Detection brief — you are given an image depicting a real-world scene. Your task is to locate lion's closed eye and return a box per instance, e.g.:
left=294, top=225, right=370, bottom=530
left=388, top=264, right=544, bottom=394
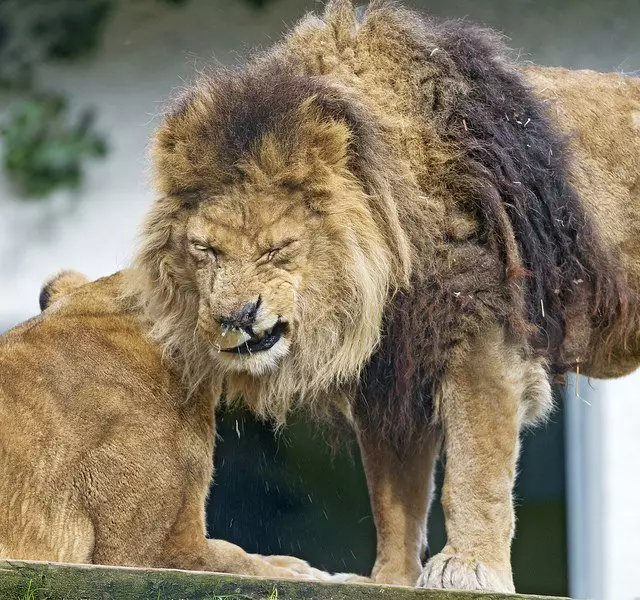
left=260, top=239, right=298, bottom=264
left=188, top=239, right=220, bottom=263
left=265, top=248, right=279, bottom=262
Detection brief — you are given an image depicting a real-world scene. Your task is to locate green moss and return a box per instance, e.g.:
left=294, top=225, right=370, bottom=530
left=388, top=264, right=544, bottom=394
left=0, top=559, right=567, bottom=600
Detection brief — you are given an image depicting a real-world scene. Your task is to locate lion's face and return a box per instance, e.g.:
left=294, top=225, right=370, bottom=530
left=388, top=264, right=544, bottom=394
left=133, top=72, right=410, bottom=403
left=180, top=189, right=319, bottom=376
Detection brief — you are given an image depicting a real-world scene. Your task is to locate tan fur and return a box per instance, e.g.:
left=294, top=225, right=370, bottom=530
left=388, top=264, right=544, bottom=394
left=126, top=3, right=639, bottom=593
left=39, top=270, right=90, bottom=310
left=525, top=65, right=640, bottom=376
left=0, top=273, right=360, bottom=581
left=2, top=2, right=639, bottom=593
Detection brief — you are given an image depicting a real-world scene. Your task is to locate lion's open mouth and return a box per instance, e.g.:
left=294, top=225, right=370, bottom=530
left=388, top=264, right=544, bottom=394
left=221, top=321, right=288, bottom=355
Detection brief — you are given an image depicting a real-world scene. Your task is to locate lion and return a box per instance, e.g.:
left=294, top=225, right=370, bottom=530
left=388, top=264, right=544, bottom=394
left=1, top=0, right=639, bottom=593
left=0, top=270, right=358, bottom=581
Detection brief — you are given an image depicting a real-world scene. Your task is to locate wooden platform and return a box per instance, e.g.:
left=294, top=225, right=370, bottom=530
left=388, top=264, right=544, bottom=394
left=0, top=559, right=567, bottom=600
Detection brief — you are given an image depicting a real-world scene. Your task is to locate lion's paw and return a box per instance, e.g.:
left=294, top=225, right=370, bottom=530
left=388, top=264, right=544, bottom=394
left=418, top=552, right=514, bottom=593
left=261, top=554, right=326, bottom=579
left=260, top=554, right=366, bottom=583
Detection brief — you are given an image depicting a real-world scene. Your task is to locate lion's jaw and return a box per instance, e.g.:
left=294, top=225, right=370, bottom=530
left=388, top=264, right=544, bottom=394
left=211, top=329, right=292, bottom=377
left=203, top=291, right=295, bottom=378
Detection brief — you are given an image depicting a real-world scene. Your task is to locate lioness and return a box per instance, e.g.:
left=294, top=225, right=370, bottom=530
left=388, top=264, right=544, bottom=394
left=1, top=0, right=639, bottom=593
left=0, top=270, right=358, bottom=580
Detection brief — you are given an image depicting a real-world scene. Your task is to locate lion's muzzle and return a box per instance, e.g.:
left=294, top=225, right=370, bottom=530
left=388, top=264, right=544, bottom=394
left=217, top=297, right=289, bottom=355
left=219, top=297, right=261, bottom=332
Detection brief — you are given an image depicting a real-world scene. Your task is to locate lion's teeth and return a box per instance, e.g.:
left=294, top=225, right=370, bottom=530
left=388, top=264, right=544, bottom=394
left=253, top=327, right=272, bottom=341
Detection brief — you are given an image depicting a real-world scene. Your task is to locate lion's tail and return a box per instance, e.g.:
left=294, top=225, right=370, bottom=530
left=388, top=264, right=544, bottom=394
left=39, top=270, right=90, bottom=311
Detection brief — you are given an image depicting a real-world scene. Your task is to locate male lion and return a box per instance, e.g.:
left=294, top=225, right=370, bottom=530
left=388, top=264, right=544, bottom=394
left=2, top=0, right=639, bottom=593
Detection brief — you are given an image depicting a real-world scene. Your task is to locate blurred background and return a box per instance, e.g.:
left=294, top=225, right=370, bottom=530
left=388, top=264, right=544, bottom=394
left=0, top=1, right=638, bottom=598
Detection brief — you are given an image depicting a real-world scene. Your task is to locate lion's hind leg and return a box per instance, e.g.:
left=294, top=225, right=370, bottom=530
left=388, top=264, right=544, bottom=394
left=0, top=456, right=95, bottom=563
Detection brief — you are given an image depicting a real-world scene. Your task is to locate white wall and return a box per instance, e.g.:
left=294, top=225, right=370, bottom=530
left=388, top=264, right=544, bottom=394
left=0, top=0, right=316, bottom=326
left=567, top=374, right=640, bottom=600
left=601, top=374, right=640, bottom=600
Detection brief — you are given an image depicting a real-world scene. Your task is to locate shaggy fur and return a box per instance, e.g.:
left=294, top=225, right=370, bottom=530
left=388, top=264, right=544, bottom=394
left=357, top=15, right=636, bottom=446
left=123, top=1, right=640, bottom=592
left=134, top=2, right=637, bottom=444
left=3, top=0, right=639, bottom=594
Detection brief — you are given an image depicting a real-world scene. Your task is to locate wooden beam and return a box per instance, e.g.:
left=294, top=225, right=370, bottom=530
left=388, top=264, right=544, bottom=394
left=0, top=560, right=567, bottom=600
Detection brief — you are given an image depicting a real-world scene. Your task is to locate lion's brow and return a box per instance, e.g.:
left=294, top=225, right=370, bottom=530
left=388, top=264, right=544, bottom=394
left=259, top=209, right=302, bottom=231
left=197, top=217, right=248, bottom=236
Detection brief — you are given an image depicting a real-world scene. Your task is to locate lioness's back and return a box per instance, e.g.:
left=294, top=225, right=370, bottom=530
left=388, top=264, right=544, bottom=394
left=0, top=273, right=176, bottom=562
left=0, top=273, right=163, bottom=419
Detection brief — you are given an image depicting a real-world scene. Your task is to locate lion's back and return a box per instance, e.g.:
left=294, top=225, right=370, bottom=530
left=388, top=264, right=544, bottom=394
left=0, top=272, right=176, bottom=562
left=1, top=272, right=159, bottom=402
left=524, top=67, right=640, bottom=376
left=526, top=66, right=640, bottom=287
left=0, top=272, right=175, bottom=447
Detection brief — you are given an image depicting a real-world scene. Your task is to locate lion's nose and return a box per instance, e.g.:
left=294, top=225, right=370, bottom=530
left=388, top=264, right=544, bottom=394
left=219, top=296, right=261, bottom=331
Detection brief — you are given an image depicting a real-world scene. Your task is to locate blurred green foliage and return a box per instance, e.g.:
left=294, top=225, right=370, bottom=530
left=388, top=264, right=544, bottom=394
left=2, top=95, right=107, bottom=198
left=0, top=0, right=276, bottom=200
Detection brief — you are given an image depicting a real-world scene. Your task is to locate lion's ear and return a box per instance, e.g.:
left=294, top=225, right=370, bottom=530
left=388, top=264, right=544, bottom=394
left=283, top=118, right=354, bottom=214
left=249, top=111, right=353, bottom=212
left=308, top=119, right=351, bottom=170
left=296, top=96, right=352, bottom=170
left=151, top=87, right=222, bottom=196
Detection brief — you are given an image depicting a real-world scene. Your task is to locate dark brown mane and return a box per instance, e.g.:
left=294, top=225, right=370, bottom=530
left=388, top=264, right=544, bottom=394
left=163, top=64, right=385, bottom=195
left=430, top=20, right=629, bottom=358
left=155, top=3, right=632, bottom=451
left=357, top=11, right=631, bottom=450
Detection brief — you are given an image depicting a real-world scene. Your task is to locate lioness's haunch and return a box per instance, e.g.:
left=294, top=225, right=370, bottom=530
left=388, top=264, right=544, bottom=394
left=2, top=1, right=639, bottom=593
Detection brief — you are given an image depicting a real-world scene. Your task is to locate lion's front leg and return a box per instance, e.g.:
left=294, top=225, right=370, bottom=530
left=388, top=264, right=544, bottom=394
left=419, top=327, right=523, bottom=593
left=165, top=529, right=343, bottom=580
left=356, top=424, right=440, bottom=586
left=168, top=537, right=348, bottom=580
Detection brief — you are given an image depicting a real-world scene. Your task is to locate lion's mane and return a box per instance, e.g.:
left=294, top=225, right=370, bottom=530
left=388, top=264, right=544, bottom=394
left=127, top=67, right=413, bottom=421
left=127, top=0, right=633, bottom=448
